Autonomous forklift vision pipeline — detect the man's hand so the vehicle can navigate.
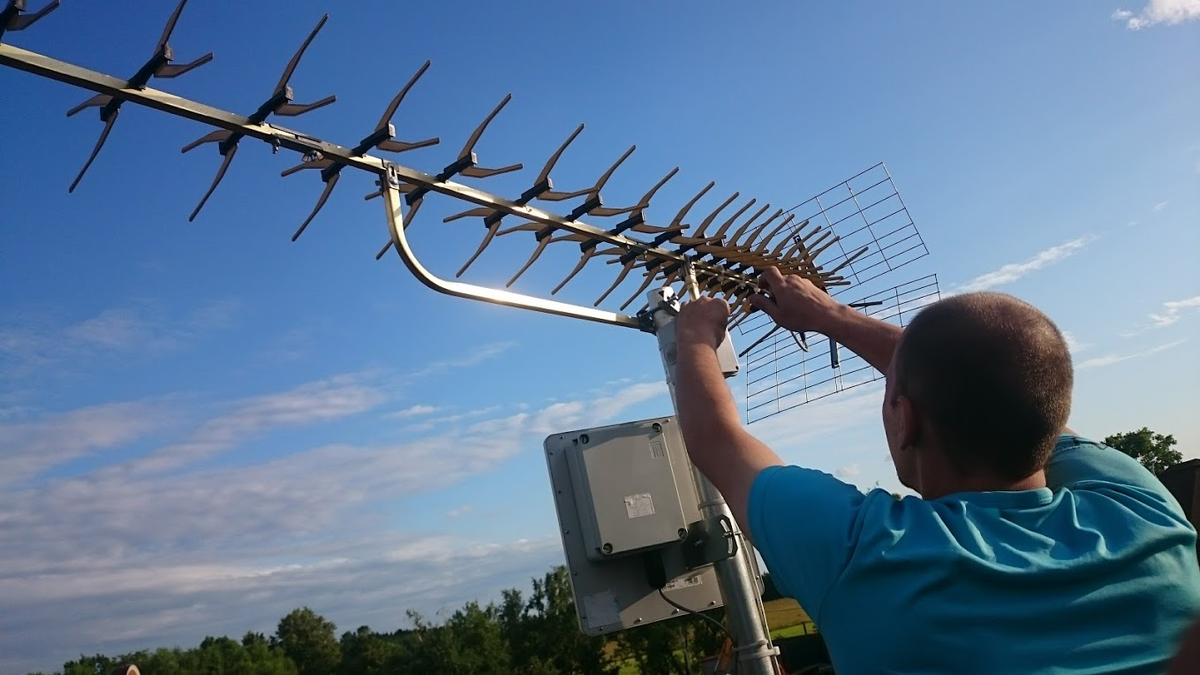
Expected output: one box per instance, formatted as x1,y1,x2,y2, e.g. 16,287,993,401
676,296,730,350
749,267,845,335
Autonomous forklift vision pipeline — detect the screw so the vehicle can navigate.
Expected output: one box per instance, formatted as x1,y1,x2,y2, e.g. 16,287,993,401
678,528,687,539
708,601,716,607
580,433,590,444
634,617,642,624
652,422,662,433
564,529,570,535
602,543,613,554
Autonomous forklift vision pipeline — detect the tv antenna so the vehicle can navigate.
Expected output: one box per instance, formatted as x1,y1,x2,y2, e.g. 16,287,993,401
1,5,937,672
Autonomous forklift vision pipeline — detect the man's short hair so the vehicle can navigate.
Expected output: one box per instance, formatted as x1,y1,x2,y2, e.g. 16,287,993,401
892,292,1073,480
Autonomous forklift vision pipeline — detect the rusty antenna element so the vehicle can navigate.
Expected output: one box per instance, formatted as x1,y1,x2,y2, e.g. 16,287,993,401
63,0,211,193
0,0,57,41
736,163,941,422
283,60,439,241
182,13,335,221
2,10,941,672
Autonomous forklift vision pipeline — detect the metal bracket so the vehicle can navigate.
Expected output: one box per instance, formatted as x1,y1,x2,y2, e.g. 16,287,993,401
682,515,738,570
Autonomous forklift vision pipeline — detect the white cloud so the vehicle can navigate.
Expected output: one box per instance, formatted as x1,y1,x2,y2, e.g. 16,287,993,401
1113,0,1200,29
954,236,1094,293
1124,295,1200,335
0,400,174,486
0,299,240,378
1148,295,1200,328
1062,331,1090,355
407,341,515,380
1153,200,1170,212
387,404,439,420
835,464,861,478
130,374,389,474
447,505,475,518
1076,339,1187,371
0,380,669,673
402,405,501,433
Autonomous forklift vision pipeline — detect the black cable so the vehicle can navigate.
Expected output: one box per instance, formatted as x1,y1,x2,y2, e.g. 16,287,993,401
657,587,738,674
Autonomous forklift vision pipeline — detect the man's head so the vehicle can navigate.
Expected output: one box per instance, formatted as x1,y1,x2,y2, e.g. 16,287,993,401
882,292,1073,494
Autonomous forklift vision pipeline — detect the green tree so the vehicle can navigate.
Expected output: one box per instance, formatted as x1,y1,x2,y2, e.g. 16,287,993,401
61,654,113,675
338,625,401,675
406,602,512,674
1105,427,1183,475
275,607,342,675
521,566,617,675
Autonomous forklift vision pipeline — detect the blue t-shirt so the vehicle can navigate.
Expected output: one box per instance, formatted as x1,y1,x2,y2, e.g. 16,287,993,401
749,435,1200,674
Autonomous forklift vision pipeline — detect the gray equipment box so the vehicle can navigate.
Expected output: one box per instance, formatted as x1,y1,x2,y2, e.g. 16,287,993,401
565,418,690,561
545,416,736,636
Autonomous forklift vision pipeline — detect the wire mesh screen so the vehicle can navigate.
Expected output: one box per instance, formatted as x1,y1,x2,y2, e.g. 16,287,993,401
738,163,940,423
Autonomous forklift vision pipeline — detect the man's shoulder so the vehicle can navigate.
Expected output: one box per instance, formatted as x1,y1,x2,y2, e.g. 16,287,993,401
1049,434,1190,521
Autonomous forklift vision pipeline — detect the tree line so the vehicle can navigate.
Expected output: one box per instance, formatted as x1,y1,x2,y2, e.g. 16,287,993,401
32,566,730,675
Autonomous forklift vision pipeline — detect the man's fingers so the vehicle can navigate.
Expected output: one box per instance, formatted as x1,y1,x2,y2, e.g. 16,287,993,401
749,293,777,317
758,267,784,290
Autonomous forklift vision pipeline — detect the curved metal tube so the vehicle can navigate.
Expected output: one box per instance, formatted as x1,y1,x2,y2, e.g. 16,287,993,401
380,169,641,330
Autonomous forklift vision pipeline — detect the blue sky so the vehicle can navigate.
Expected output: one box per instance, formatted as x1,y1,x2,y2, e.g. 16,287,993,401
1,1,1198,672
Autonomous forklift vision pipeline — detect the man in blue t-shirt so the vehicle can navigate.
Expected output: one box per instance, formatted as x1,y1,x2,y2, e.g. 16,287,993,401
673,266,1200,673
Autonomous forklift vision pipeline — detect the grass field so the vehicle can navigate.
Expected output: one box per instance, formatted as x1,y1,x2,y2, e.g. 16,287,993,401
763,597,818,638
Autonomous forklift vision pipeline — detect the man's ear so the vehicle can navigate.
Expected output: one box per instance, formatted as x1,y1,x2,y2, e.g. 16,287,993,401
897,394,920,451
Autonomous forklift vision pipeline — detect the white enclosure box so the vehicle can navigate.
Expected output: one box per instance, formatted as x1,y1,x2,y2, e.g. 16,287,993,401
564,419,690,561
546,416,746,636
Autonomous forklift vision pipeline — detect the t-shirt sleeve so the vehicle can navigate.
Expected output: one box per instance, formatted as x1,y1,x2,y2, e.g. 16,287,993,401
1047,434,1172,494
1046,434,1190,522
748,464,869,622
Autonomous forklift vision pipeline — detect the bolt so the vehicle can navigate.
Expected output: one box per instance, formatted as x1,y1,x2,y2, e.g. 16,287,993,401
652,422,662,433
602,543,613,554
678,528,687,539
580,433,590,444
564,529,570,535
634,617,642,623
708,601,717,607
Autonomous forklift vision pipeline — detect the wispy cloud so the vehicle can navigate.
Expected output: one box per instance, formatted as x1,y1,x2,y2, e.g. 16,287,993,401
1153,200,1170,212
1062,331,1090,355
407,342,515,380
130,374,389,474
835,464,861,478
386,404,439,420
0,379,669,673
447,505,475,518
0,400,174,486
1123,295,1200,335
0,300,240,378
954,236,1094,293
401,405,500,433
1148,295,1200,328
1112,0,1200,29
1076,339,1187,371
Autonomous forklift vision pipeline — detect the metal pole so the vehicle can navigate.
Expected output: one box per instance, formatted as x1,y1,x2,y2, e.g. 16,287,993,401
645,273,779,675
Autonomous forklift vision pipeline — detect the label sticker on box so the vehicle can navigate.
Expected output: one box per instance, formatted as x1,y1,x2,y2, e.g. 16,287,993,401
583,591,620,629
663,574,703,592
624,493,655,519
